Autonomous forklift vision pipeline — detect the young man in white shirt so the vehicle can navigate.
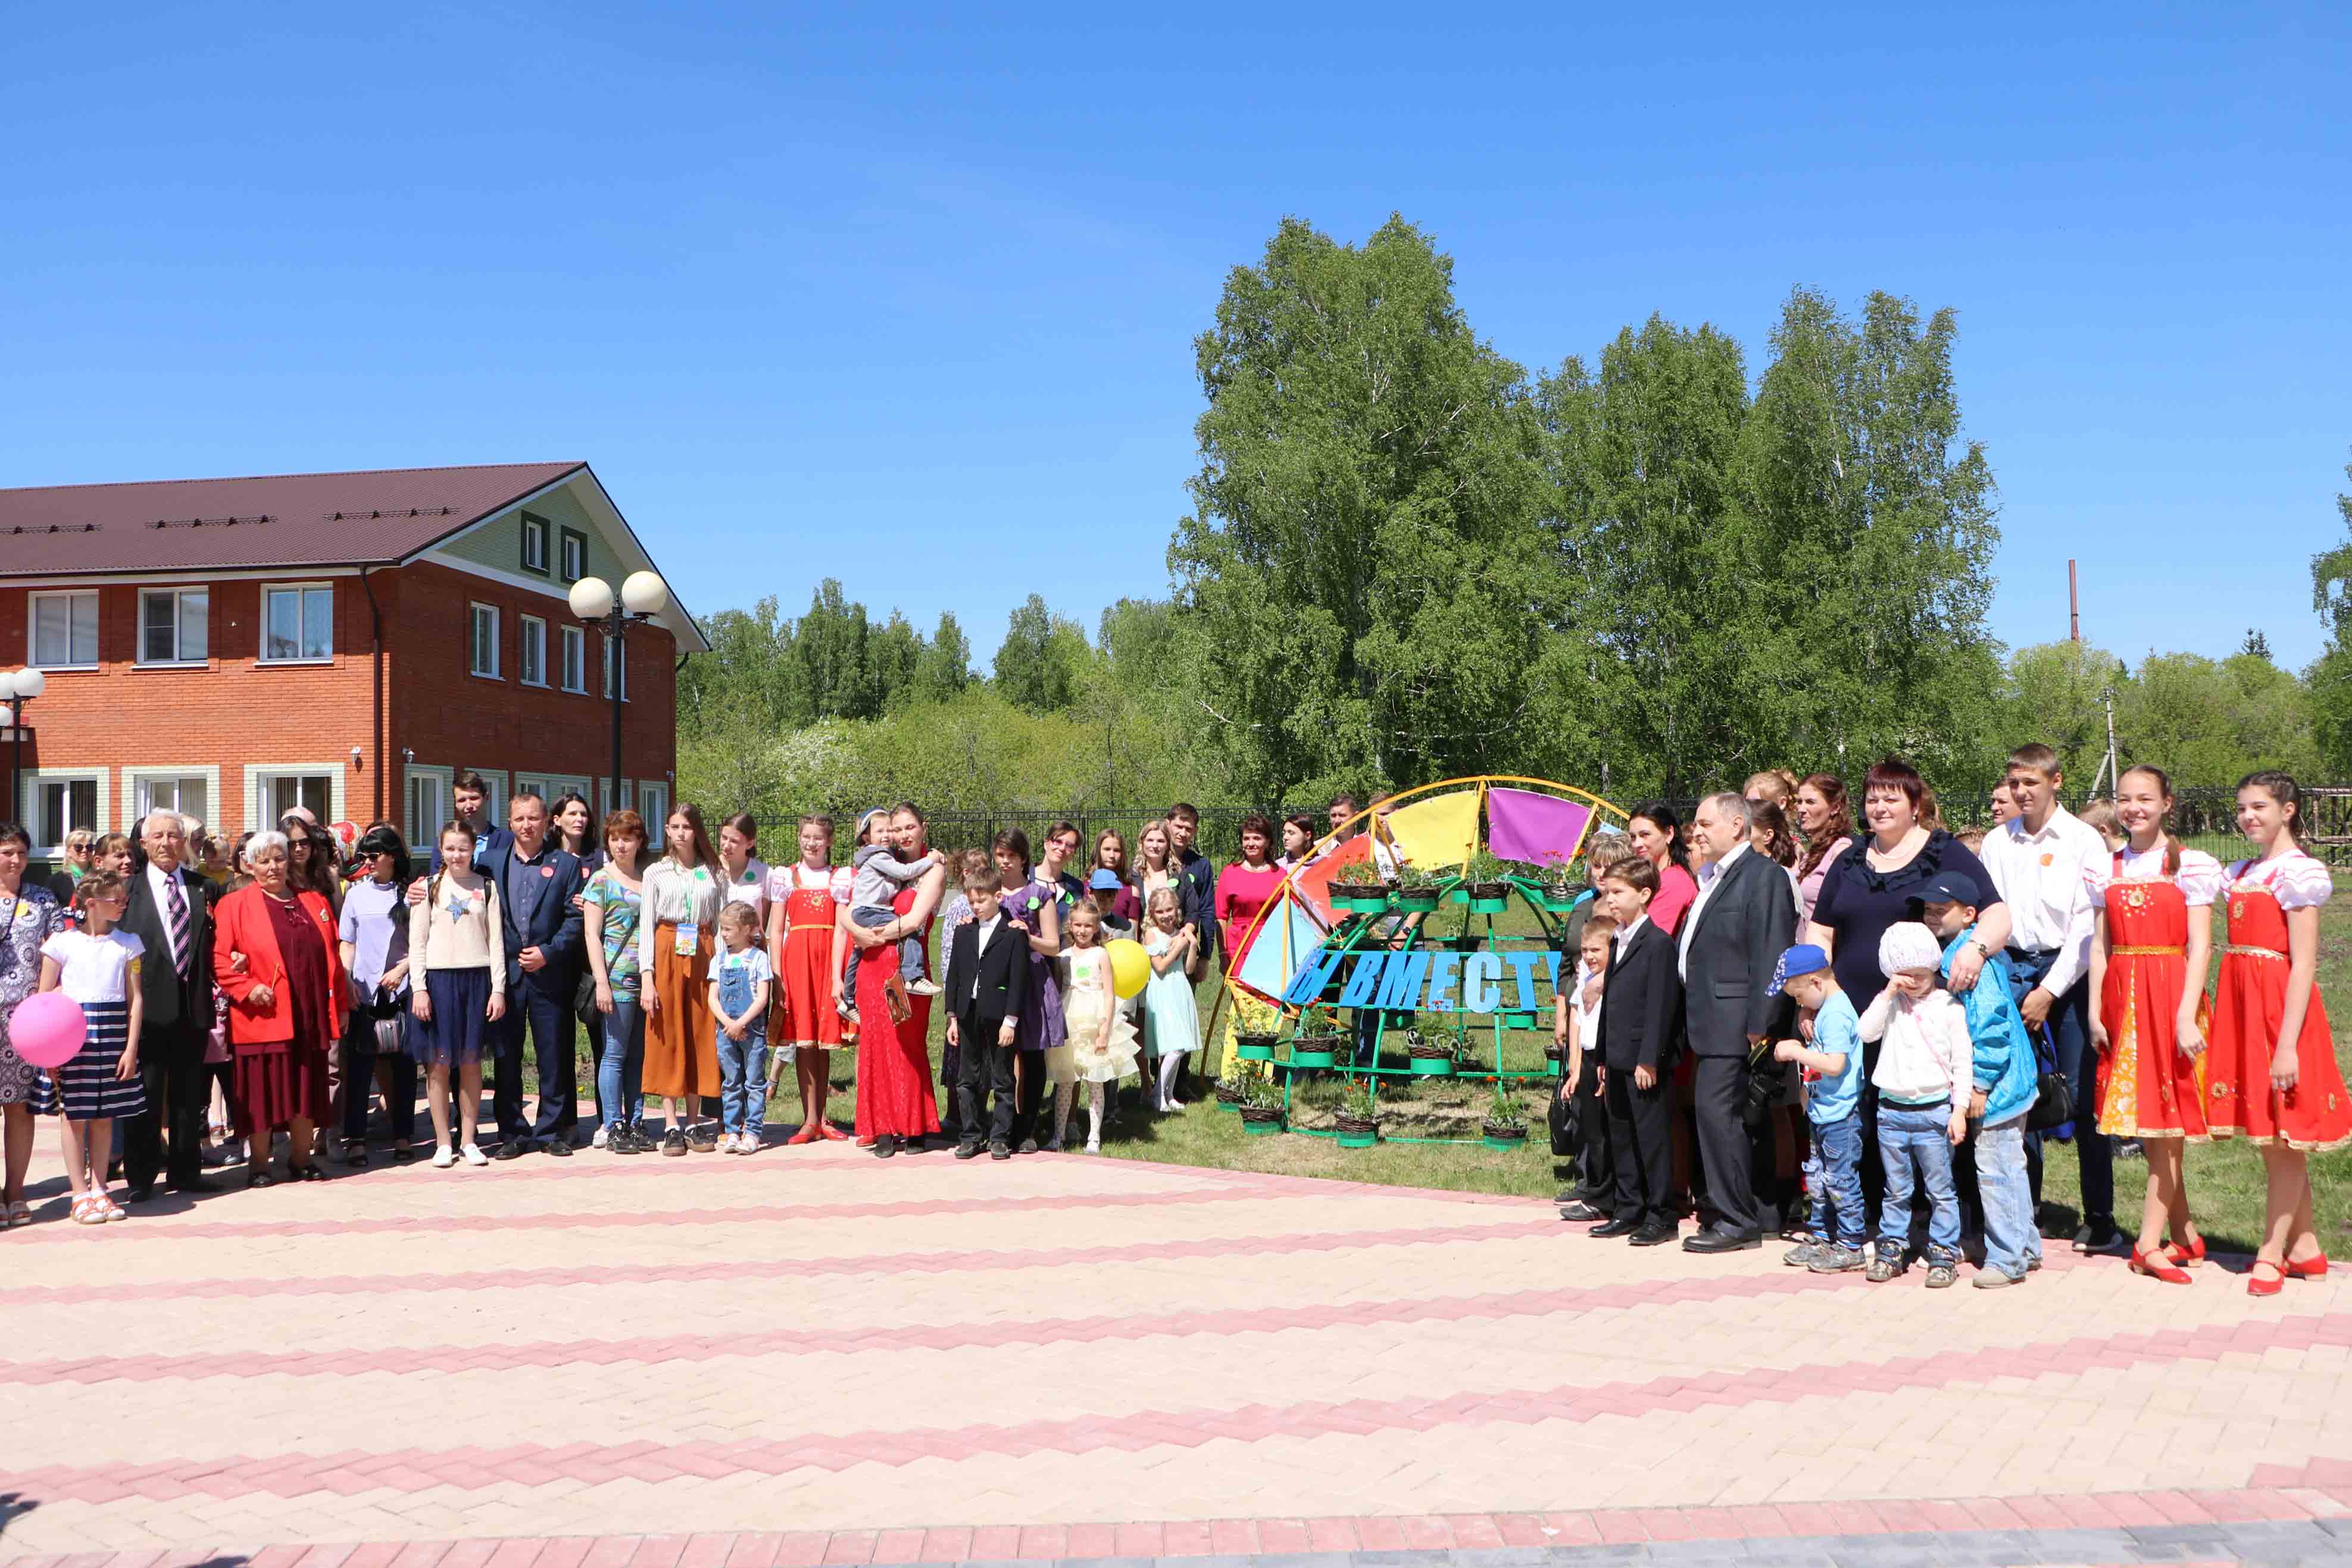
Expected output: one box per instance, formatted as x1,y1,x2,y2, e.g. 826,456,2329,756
1977,742,2115,1251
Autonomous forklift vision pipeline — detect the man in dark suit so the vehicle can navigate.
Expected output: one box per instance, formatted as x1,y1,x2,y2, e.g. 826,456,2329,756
120,811,219,1200
475,794,582,1158
1676,792,1798,1253
1588,857,1685,1246
943,871,1030,1160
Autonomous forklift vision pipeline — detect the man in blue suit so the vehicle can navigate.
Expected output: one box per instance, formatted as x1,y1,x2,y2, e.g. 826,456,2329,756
476,793,583,1158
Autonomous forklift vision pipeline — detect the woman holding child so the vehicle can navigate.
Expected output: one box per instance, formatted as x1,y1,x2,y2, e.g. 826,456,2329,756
846,804,947,1155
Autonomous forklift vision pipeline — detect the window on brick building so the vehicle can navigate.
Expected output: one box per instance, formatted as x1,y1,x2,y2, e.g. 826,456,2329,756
32,776,101,855
139,588,208,665
602,631,627,700
518,615,547,686
406,767,451,848
133,773,210,827
560,625,587,693
261,585,333,663
470,604,501,679
520,513,551,576
257,771,332,827
29,591,98,668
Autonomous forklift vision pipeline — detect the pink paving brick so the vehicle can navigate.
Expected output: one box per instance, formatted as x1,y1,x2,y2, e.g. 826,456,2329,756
819,1532,876,1566
964,1528,1021,1562
1594,1511,1652,1545
1206,1520,1258,1555
1061,1525,1116,1560
483,1540,545,1568
1112,1523,1164,1558
1158,1522,1213,1558
1306,1517,1361,1551
677,1538,736,1568
769,1536,830,1568
1253,1520,1309,1554
1013,1525,1066,1560
1397,1516,1455,1550
913,1531,969,1565
625,1538,689,1568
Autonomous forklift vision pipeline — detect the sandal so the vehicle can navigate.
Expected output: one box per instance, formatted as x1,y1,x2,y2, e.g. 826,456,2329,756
290,1164,328,1182
100,1196,128,1222
2,1200,29,1230
71,1194,108,1226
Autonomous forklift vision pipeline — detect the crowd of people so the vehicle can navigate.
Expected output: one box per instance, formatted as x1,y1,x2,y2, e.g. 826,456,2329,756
0,757,2342,1299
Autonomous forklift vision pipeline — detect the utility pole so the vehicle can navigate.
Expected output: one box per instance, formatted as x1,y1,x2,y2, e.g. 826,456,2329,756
2069,560,2081,642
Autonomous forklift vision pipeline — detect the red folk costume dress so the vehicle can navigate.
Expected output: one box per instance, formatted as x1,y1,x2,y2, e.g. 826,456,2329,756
2206,851,2352,1151
2086,844,2222,1141
852,882,939,1141
767,861,851,1054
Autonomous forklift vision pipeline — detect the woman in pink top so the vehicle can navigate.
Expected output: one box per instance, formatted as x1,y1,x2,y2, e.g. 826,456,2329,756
1792,774,1857,927
1625,801,1698,936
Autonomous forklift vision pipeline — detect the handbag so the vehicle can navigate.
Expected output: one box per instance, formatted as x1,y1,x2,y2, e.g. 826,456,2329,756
574,967,602,1019
1741,1042,1781,1126
2025,1022,2075,1135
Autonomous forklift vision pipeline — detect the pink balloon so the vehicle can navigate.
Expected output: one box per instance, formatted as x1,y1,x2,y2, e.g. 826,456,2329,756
10,992,86,1070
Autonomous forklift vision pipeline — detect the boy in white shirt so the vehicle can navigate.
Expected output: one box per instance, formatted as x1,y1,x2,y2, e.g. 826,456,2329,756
1857,922,1973,1288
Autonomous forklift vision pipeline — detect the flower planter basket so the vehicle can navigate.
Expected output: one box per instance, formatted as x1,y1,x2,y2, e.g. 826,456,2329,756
1480,1123,1529,1151
1539,889,1583,913
1406,1045,1456,1077
1391,887,1441,913
1335,1114,1379,1150
1239,1107,1284,1137
1500,1010,1539,1031
1333,888,1390,913
1234,1032,1277,1061
1455,881,1510,913
1289,1034,1342,1069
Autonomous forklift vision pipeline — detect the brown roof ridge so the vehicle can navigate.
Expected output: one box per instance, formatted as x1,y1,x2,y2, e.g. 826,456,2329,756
0,459,583,499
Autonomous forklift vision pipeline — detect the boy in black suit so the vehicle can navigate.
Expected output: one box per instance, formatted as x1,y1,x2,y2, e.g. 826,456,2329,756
1588,857,1686,1245
943,867,1030,1161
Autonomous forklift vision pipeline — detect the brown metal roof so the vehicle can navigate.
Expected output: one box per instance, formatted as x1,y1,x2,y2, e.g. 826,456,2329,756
0,461,585,576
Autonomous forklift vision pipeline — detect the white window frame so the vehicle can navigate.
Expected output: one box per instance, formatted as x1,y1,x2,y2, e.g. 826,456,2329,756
122,766,220,834
518,614,548,688
245,764,343,834
27,589,99,670
406,763,454,849
469,602,501,679
23,767,108,858
136,587,208,667
637,780,669,835
259,582,335,665
520,513,551,577
602,630,629,701
558,526,588,583
559,625,588,694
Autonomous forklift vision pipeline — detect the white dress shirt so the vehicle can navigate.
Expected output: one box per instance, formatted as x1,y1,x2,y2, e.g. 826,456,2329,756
1677,842,1749,979
1613,914,1648,954
1979,807,2104,996
969,913,1008,1016
145,861,189,969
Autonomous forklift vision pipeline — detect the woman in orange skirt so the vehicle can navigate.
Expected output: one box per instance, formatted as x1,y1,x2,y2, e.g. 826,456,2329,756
639,803,724,1156
764,813,852,1144
2207,771,2351,1295
2086,766,2222,1284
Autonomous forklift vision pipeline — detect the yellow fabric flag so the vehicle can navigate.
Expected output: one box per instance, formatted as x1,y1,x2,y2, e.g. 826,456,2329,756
1382,789,1479,869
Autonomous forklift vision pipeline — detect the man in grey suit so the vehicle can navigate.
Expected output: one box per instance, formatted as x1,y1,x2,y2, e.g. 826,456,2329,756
1677,792,1796,1253
120,811,220,1200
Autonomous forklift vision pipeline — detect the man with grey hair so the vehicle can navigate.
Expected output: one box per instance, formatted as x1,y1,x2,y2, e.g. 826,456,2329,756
118,810,219,1200
1676,791,1795,1252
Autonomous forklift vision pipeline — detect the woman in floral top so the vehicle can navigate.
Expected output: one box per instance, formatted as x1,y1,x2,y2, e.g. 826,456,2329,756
583,810,650,1153
1,823,66,1227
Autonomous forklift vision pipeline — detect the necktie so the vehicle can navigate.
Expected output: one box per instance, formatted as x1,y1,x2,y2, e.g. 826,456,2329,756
165,874,191,976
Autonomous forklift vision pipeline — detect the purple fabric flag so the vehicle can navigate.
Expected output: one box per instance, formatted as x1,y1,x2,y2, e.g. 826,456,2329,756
1485,787,1595,868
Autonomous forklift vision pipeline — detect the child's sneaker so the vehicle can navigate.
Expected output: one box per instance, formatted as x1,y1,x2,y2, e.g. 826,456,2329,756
688,1123,718,1153
717,1132,739,1155
1864,1254,1903,1283
735,1133,758,1155
1807,1244,1864,1274
1925,1260,1959,1289
431,1145,456,1170
837,997,860,1025
1781,1241,1820,1268
907,976,942,997
592,1125,609,1150
460,1144,489,1167
1972,1267,2024,1291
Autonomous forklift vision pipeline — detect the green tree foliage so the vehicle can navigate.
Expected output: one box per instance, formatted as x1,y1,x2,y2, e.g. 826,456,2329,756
2005,640,2123,782
2306,454,2352,774
991,594,1092,713
2117,650,2318,786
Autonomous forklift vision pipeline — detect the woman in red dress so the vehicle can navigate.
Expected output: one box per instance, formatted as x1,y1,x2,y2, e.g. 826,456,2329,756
847,804,947,1156
212,832,348,1188
2086,766,2222,1284
765,814,851,1144
2206,771,2351,1295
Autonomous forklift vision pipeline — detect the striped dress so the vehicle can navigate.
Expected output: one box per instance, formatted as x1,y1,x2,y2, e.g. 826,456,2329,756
38,927,148,1119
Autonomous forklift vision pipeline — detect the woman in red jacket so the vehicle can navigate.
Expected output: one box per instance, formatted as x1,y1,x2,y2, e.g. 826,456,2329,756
213,830,347,1187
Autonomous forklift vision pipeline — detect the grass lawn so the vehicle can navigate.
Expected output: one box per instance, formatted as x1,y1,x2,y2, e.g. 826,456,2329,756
564,880,2352,1251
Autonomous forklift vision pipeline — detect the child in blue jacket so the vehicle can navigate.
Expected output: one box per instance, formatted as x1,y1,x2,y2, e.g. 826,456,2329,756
1919,869,2043,1288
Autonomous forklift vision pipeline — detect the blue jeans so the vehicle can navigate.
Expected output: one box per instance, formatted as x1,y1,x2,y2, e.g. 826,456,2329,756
1976,1111,2042,1278
1809,1111,1865,1248
1876,1101,1961,1262
598,996,646,1132
717,1029,769,1136
2010,948,2110,1225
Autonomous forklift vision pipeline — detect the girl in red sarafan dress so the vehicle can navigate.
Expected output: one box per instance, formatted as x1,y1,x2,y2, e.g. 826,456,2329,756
2086,766,2222,1285
2206,770,2351,1296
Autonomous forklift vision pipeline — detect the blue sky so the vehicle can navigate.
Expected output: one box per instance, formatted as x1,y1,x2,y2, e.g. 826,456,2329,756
4,5,2347,668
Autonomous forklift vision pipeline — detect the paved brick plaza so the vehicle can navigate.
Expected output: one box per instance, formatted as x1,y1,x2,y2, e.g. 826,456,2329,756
4,1132,2352,1566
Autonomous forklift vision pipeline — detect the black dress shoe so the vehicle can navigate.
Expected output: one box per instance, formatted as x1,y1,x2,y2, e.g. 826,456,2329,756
495,1139,532,1161
1683,1227,1763,1254
1558,1201,1609,1223
1589,1216,1642,1239
989,1141,1012,1161
544,1139,573,1158
874,1135,899,1158
954,1142,983,1160
1630,1222,1679,1246
125,1183,157,1203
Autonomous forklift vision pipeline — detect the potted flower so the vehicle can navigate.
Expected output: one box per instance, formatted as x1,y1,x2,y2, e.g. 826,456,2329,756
1391,863,1445,913
1238,1075,1285,1136
1289,1013,1345,1069
1333,857,1390,912
1404,1027,1456,1078
1233,1028,1278,1061
1213,1072,1245,1111
1480,1080,1529,1150
1451,851,1513,913
1538,862,1586,913
1334,1078,1380,1149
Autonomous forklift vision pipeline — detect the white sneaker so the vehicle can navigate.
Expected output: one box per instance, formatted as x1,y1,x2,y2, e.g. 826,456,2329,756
592,1125,610,1150
460,1143,489,1167
1085,1138,1101,1154
431,1146,455,1170
721,1132,742,1154
907,977,942,997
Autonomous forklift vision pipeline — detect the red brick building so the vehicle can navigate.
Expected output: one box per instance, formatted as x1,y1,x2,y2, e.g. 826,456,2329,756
0,461,706,861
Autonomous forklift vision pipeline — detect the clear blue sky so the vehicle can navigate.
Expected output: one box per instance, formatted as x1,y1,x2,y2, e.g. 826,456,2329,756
5,7,2347,667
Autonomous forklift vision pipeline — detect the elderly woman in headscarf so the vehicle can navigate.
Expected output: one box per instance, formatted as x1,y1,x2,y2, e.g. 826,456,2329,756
212,830,348,1186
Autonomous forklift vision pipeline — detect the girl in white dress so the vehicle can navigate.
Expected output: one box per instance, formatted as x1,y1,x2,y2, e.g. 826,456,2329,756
1053,903,1141,1152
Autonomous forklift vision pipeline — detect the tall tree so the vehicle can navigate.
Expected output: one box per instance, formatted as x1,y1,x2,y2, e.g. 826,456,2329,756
2305,453,2352,773
792,579,877,721
911,611,972,705
992,594,1091,713
1172,215,1560,799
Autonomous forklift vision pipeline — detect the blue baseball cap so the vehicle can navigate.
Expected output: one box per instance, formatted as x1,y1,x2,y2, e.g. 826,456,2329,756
1915,869,1982,907
1088,868,1125,892
1767,944,1832,997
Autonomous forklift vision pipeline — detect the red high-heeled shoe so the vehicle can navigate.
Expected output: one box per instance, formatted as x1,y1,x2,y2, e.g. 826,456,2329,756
2248,1260,2287,1297
2285,1253,2329,1280
2163,1233,2206,1268
2129,1244,2192,1285
817,1121,850,1141
785,1125,820,1146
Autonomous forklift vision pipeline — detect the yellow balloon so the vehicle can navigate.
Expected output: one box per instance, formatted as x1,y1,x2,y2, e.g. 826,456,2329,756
1106,937,1151,999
